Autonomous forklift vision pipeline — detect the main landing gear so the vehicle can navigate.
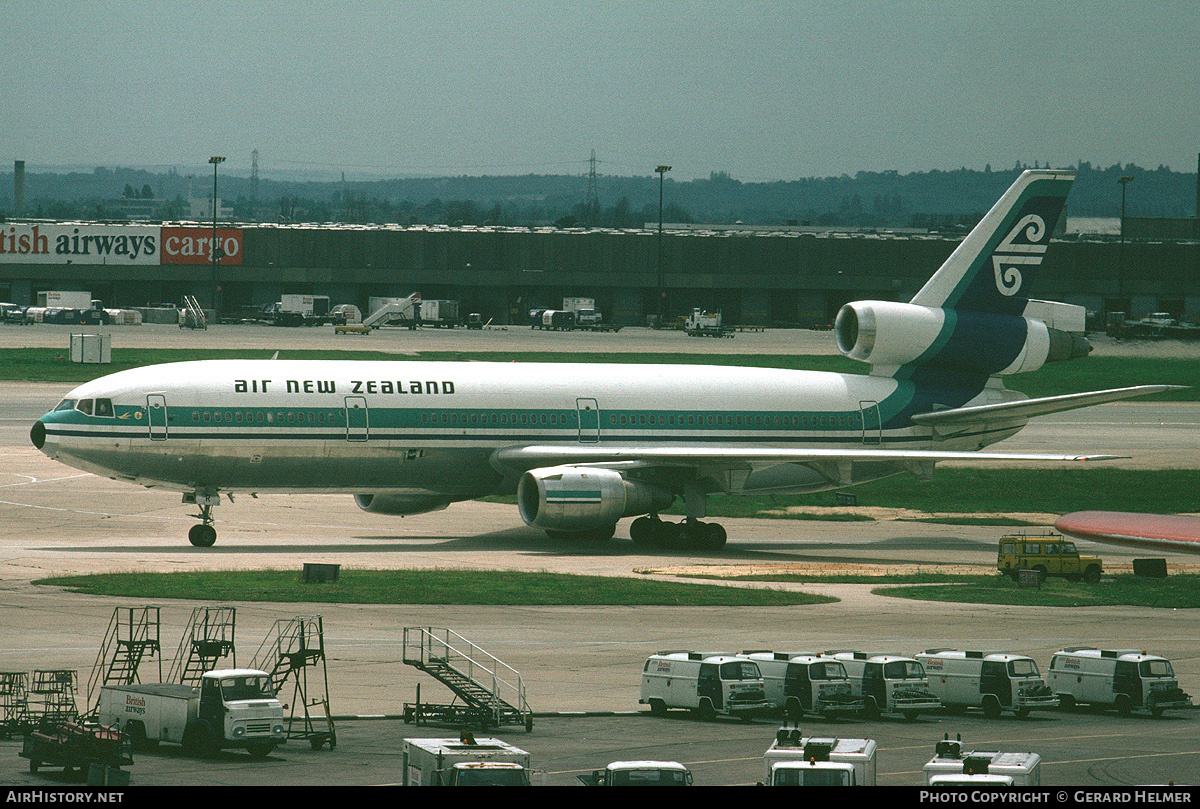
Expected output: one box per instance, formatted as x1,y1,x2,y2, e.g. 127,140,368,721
629,516,727,551
184,491,221,547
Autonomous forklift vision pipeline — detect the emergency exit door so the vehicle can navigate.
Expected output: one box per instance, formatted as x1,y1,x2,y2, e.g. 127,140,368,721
577,398,600,443
345,396,369,441
147,394,168,441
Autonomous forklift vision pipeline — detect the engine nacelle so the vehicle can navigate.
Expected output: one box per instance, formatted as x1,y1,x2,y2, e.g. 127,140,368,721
835,300,1088,376
354,493,451,516
517,466,673,532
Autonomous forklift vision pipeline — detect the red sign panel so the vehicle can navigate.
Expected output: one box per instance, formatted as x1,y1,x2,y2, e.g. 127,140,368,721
161,227,243,265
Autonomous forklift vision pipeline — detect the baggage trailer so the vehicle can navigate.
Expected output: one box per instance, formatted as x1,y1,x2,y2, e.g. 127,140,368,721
97,668,286,759
21,720,132,780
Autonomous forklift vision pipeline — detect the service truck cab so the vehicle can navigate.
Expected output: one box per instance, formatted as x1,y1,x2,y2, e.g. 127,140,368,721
402,736,533,786
97,668,286,759
640,651,770,719
578,760,693,786
762,726,877,786
1049,647,1192,716
737,651,859,719
923,734,1041,786
916,649,1056,718
825,650,941,720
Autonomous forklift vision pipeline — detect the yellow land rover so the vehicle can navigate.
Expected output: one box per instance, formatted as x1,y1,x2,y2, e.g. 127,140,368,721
997,534,1103,584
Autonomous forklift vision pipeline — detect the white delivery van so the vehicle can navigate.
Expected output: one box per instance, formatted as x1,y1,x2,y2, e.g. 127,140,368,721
916,649,1057,718
762,726,877,786
641,651,770,719
923,734,1041,786
578,760,692,786
738,651,860,719
825,650,941,720
1048,647,1192,716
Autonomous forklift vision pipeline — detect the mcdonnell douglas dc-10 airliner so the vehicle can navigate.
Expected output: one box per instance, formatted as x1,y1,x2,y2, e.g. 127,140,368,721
31,171,1172,548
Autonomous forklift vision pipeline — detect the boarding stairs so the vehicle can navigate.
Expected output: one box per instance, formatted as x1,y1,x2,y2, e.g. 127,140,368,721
249,616,336,750
361,293,419,329
401,627,533,732
168,606,236,685
180,295,207,330
85,606,162,713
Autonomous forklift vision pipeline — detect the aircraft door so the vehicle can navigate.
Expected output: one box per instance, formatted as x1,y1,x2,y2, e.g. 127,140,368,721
344,396,369,441
576,398,600,443
147,394,168,441
860,401,881,445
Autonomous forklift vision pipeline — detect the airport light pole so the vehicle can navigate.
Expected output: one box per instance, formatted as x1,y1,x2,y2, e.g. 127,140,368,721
1118,175,1133,301
209,156,226,313
656,165,671,327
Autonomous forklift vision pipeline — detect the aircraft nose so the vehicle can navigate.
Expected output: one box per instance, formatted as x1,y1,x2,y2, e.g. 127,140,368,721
30,419,46,451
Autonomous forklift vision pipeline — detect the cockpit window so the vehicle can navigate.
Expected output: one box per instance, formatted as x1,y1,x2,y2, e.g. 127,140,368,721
54,399,76,412
94,398,114,417
75,399,93,416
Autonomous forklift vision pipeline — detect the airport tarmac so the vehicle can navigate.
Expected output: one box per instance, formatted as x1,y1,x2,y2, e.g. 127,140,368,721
0,321,1198,786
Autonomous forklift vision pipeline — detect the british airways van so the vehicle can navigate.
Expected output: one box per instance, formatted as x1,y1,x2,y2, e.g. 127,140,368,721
640,651,770,719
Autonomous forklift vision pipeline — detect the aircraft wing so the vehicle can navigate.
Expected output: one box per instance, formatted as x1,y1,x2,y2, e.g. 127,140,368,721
491,445,1120,475
1055,511,1200,554
910,385,1183,428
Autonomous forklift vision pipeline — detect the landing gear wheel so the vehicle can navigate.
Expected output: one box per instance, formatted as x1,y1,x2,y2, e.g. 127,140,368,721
189,524,217,547
630,516,657,546
703,522,727,550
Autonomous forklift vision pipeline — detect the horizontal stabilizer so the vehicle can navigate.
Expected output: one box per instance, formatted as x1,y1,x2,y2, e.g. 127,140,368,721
910,385,1184,427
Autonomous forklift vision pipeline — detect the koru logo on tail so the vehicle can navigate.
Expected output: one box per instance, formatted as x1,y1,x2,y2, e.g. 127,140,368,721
992,214,1047,296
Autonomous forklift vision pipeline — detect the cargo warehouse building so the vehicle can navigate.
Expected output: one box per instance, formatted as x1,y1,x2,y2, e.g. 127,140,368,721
0,220,1197,326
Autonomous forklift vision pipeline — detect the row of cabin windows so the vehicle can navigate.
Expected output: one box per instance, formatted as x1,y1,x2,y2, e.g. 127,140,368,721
610,412,857,428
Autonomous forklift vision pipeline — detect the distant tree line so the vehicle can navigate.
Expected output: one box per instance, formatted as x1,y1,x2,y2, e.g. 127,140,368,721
1,161,1195,227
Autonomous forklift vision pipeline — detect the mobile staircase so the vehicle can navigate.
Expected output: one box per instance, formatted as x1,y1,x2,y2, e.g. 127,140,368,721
84,606,162,714
180,295,207,330
402,627,533,732
249,616,336,750
168,606,236,684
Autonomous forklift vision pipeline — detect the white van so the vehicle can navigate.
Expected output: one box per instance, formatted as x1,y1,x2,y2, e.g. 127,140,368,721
1048,647,1192,716
737,651,860,720
640,651,770,719
825,650,941,720
915,649,1057,718
923,734,1041,786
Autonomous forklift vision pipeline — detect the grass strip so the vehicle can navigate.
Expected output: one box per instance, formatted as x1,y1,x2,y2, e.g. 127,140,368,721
33,568,833,607
874,573,1200,608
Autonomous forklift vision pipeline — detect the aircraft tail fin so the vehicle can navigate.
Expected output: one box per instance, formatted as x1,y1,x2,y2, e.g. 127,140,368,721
910,169,1075,317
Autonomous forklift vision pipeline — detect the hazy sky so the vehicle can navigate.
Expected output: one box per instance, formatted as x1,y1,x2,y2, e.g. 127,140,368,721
4,0,1198,181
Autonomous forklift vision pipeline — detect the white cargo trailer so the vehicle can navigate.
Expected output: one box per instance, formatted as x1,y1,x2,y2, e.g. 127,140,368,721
97,668,286,758
402,736,532,786
762,726,877,786
1048,646,1192,716
916,649,1057,718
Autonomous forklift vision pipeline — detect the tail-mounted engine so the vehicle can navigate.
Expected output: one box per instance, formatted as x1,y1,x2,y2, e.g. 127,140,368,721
518,466,673,532
835,300,1089,377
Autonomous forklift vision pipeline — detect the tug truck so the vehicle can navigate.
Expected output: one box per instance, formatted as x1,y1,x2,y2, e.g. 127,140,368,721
738,651,860,720
824,650,941,720
923,734,1041,786
97,668,286,759
915,649,1057,718
640,651,770,719
402,736,532,786
1048,647,1193,716
578,760,693,786
762,726,877,786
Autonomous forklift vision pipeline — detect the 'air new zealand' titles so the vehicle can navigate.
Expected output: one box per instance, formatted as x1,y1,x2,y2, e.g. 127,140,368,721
31,170,1176,549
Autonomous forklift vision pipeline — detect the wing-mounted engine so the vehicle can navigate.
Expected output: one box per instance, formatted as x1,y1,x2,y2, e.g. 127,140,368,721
517,466,673,532
835,300,1089,378
354,493,451,515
